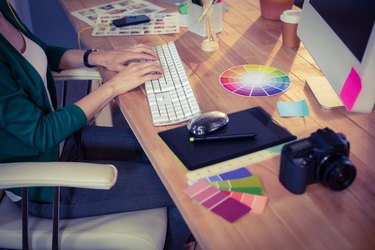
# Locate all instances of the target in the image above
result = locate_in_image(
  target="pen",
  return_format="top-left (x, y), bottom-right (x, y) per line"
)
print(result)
top-left (189, 133), bottom-right (257, 142)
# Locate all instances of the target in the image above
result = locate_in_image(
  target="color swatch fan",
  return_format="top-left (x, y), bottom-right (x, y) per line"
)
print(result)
top-left (219, 65), bottom-right (291, 97)
top-left (184, 167), bottom-right (268, 223)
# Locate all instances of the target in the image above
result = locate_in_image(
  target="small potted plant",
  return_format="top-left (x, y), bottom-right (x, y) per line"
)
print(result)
top-left (259, 0), bottom-right (295, 20)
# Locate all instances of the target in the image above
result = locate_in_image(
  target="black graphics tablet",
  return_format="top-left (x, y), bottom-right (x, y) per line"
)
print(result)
top-left (158, 106), bottom-right (297, 171)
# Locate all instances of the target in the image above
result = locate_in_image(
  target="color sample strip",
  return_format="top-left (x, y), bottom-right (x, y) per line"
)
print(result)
top-left (222, 191), bottom-right (268, 214)
top-left (183, 181), bottom-right (250, 223)
top-left (219, 64), bottom-right (290, 97)
top-left (230, 187), bottom-right (263, 195)
top-left (210, 176), bottom-right (265, 195)
top-left (189, 167), bottom-right (252, 184)
top-left (219, 167), bottom-right (252, 180)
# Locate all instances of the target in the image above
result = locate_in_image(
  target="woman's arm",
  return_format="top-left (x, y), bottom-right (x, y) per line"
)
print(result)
top-left (74, 60), bottom-right (162, 121)
top-left (58, 44), bottom-right (163, 121)
top-left (59, 44), bottom-right (158, 71)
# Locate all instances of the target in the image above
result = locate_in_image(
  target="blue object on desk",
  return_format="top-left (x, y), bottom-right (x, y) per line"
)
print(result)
top-left (276, 100), bottom-right (310, 117)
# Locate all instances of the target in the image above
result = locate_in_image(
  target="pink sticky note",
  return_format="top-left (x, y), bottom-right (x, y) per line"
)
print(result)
top-left (340, 68), bottom-right (362, 111)
top-left (184, 181), bottom-right (251, 223)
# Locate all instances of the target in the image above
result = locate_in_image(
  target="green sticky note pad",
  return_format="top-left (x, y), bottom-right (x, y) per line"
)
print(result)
top-left (179, 4), bottom-right (188, 15)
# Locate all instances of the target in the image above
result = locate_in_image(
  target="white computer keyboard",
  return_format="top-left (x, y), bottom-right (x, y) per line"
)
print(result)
top-left (145, 42), bottom-right (201, 126)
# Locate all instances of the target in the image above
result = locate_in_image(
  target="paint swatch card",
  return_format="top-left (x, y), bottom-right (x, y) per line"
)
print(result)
top-left (222, 191), bottom-right (268, 214)
top-left (188, 167), bottom-right (252, 184)
top-left (183, 181), bottom-right (250, 223)
top-left (210, 176), bottom-right (265, 195)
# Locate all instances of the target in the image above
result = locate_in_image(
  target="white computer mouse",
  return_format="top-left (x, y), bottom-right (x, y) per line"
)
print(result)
top-left (187, 111), bottom-right (229, 136)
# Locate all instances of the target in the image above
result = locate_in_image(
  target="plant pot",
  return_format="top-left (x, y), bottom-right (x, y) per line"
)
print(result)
top-left (259, 0), bottom-right (295, 20)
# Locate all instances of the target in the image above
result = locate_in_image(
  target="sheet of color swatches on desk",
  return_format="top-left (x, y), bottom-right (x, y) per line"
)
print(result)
top-left (222, 191), bottom-right (268, 214)
top-left (183, 181), bottom-right (250, 223)
top-left (210, 176), bottom-right (265, 195)
top-left (188, 167), bottom-right (252, 184)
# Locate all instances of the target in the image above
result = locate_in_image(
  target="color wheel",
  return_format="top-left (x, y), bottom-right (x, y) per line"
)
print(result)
top-left (219, 65), bottom-right (291, 97)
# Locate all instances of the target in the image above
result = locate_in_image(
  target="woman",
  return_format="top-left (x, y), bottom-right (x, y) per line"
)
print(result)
top-left (0, 1), bottom-right (190, 249)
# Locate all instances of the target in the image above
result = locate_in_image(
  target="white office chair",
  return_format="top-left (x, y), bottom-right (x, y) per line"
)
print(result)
top-left (0, 162), bottom-right (167, 250)
top-left (0, 68), bottom-right (167, 250)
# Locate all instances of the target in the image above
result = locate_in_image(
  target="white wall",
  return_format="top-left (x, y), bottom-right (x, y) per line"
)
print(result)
top-left (9, 0), bottom-right (33, 30)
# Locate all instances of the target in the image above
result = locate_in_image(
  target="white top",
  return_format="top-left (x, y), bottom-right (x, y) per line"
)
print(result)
top-left (21, 33), bottom-right (53, 109)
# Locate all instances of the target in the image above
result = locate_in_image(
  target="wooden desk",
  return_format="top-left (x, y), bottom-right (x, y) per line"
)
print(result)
top-left (59, 1), bottom-right (375, 249)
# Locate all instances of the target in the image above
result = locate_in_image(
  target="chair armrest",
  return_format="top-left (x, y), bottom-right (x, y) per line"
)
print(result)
top-left (52, 67), bottom-right (101, 81)
top-left (0, 162), bottom-right (117, 190)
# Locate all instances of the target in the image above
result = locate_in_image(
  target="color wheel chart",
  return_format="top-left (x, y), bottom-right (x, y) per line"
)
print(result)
top-left (219, 65), bottom-right (291, 97)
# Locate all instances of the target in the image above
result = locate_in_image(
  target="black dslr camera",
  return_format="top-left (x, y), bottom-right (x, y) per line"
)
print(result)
top-left (279, 128), bottom-right (356, 194)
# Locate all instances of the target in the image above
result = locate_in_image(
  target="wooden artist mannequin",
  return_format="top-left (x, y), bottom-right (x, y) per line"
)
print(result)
top-left (198, 0), bottom-right (219, 51)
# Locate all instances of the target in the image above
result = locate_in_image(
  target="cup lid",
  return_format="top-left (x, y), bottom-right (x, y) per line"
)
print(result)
top-left (280, 9), bottom-right (302, 24)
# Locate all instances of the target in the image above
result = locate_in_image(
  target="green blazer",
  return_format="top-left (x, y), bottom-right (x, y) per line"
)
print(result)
top-left (0, 1), bottom-right (87, 202)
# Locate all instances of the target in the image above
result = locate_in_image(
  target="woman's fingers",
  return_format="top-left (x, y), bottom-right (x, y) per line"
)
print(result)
top-left (120, 44), bottom-right (158, 57)
top-left (110, 61), bottom-right (163, 93)
top-left (124, 53), bottom-right (158, 63)
top-left (126, 63), bottom-right (163, 84)
top-left (127, 61), bottom-right (162, 75)
top-left (110, 51), bottom-right (158, 71)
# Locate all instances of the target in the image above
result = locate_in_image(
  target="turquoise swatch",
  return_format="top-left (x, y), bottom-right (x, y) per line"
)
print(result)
top-left (276, 100), bottom-right (310, 117)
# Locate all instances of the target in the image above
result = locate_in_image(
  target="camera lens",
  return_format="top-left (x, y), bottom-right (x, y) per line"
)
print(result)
top-left (319, 155), bottom-right (356, 191)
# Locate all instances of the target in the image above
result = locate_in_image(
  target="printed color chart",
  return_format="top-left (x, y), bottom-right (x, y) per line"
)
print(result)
top-left (219, 65), bottom-right (291, 97)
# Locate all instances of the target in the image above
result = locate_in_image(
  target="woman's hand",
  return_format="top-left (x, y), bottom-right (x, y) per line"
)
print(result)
top-left (89, 44), bottom-right (159, 72)
top-left (106, 60), bottom-right (163, 96)
top-left (74, 60), bottom-right (162, 121)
